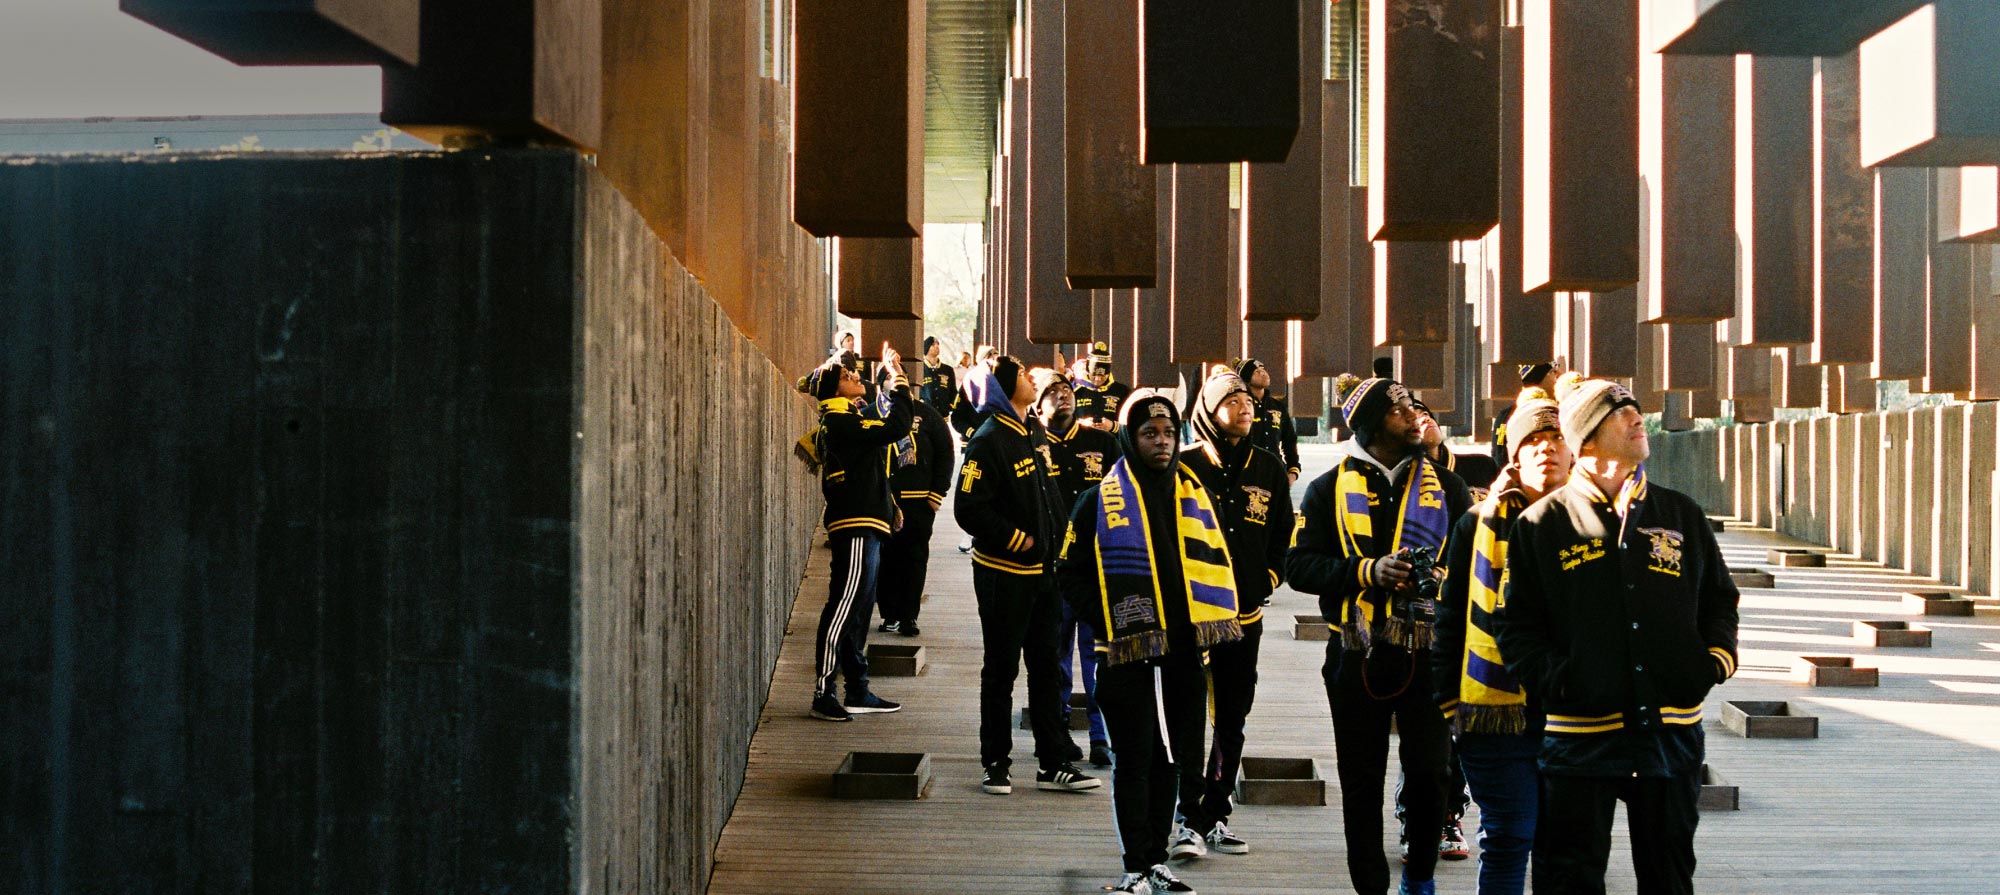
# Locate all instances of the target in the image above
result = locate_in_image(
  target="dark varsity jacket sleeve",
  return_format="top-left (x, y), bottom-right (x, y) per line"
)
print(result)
top-left (1278, 401), bottom-right (1301, 476)
top-left (1264, 463), bottom-right (1296, 591)
top-left (1433, 512), bottom-right (1481, 712)
top-left (1285, 474), bottom-right (1368, 622)
top-left (1495, 513), bottom-right (1567, 703)
top-left (825, 384), bottom-right (914, 450)
top-left (920, 405), bottom-right (954, 503)
top-left (953, 433), bottom-right (1031, 551)
top-left (1058, 486), bottom-right (1107, 642)
top-left (1687, 496), bottom-right (1743, 682)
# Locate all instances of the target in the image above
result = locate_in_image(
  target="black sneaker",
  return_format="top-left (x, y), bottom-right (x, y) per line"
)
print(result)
top-left (1089, 743), bottom-right (1114, 768)
top-left (1036, 762), bottom-right (1102, 791)
top-left (844, 691), bottom-right (901, 714)
top-left (810, 694), bottom-right (851, 722)
top-left (1062, 738), bottom-right (1085, 763)
top-left (1107, 871), bottom-right (1150, 894)
top-left (981, 765), bottom-right (1012, 795)
top-left (877, 620), bottom-right (901, 634)
top-left (1147, 863), bottom-right (1197, 894)
top-left (898, 621), bottom-right (921, 636)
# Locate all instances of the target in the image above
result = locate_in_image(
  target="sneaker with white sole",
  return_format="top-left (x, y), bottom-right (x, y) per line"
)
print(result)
top-left (1035, 762), bottom-right (1101, 791)
top-left (981, 765), bottom-right (1011, 795)
top-left (1439, 817), bottom-right (1469, 860)
top-left (1204, 821), bottom-right (1249, 855)
top-left (809, 694), bottom-right (851, 722)
top-left (1148, 863), bottom-right (1197, 894)
top-left (1168, 824), bottom-right (1208, 860)
top-left (843, 691), bottom-right (901, 714)
top-left (1107, 871), bottom-right (1151, 895)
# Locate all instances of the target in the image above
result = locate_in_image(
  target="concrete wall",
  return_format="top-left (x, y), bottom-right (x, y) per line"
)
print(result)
top-left (1649, 403), bottom-right (1998, 593)
top-left (1, 151), bottom-right (820, 894)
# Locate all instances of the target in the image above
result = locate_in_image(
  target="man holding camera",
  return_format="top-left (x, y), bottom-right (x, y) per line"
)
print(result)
top-left (1288, 375), bottom-right (1472, 895)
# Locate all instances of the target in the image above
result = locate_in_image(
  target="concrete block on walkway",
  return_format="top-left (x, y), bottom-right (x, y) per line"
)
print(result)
top-left (1021, 692), bottom-right (1093, 730)
top-left (1903, 591), bottom-right (1976, 616)
top-left (1730, 568), bottom-right (1776, 589)
top-left (1295, 615), bottom-right (1332, 642)
top-left (1854, 620), bottom-right (1933, 648)
top-left (1235, 756), bottom-right (1326, 806)
top-left (1768, 548), bottom-right (1826, 567)
top-left (1793, 655), bottom-right (1879, 687)
top-left (1721, 701), bottom-right (1820, 739)
top-left (1699, 764), bottom-right (1740, 811)
top-left (866, 643), bottom-right (927, 676)
top-left (831, 752), bottom-right (932, 800)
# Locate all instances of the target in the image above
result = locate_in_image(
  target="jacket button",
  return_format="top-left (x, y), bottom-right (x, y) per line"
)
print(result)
top-left (1630, 622), bottom-right (1640, 630)
top-left (1635, 664), bottom-right (1644, 672)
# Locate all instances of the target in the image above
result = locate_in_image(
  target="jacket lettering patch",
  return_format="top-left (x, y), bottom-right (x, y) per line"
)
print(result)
top-left (1013, 456), bottom-right (1038, 478)
top-left (1637, 527), bottom-right (1684, 577)
top-left (1243, 485), bottom-right (1272, 525)
top-left (1079, 451), bottom-right (1106, 480)
top-left (960, 461), bottom-right (983, 493)
top-left (1559, 537), bottom-right (1607, 571)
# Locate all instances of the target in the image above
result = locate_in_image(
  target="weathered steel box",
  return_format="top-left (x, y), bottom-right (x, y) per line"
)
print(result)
top-left (1021, 692), bottom-right (1093, 731)
top-left (832, 752), bottom-right (932, 800)
top-left (1698, 764), bottom-right (1739, 811)
top-left (1707, 516), bottom-right (1727, 533)
top-left (1793, 655), bottom-right (1879, 687)
top-left (1295, 614), bottom-right (1332, 641)
top-left (1730, 569), bottom-right (1776, 589)
top-left (1720, 700), bottom-right (1819, 739)
top-left (1235, 756), bottom-right (1326, 806)
top-left (1767, 548), bottom-right (1825, 567)
top-left (1854, 620), bottom-right (1932, 648)
top-left (866, 643), bottom-right (927, 676)
top-left (1902, 591), bottom-right (1975, 617)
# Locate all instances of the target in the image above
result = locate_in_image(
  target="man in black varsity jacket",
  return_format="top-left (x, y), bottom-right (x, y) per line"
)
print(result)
top-left (876, 362), bottom-right (955, 637)
top-left (1236, 358), bottom-right (1301, 483)
top-left (920, 336), bottom-right (963, 436)
top-left (1489, 362), bottom-right (1559, 468)
top-left (794, 346), bottom-right (913, 722)
top-left (955, 357), bottom-right (1100, 795)
top-left (1497, 378), bottom-right (1739, 895)
top-left (1030, 367), bottom-right (1123, 769)
top-left (1176, 369), bottom-right (1296, 859)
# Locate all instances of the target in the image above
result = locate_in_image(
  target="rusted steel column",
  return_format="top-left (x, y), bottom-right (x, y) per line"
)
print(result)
top-left (1066, 0), bottom-right (1157, 288)
top-left (1028, 0), bottom-right (1095, 342)
top-left (1245, 0), bottom-right (1326, 320)
top-left (1170, 164), bottom-right (1235, 365)
top-left (1301, 80), bottom-right (1354, 377)
top-left (1368, 0), bottom-right (1502, 241)
top-left (1859, 1), bottom-right (2000, 168)
top-left (1736, 55), bottom-right (1816, 346)
top-left (791, 0), bottom-right (923, 236)
top-left (1773, 348), bottom-right (1824, 408)
top-left (1643, 51), bottom-right (1736, 322)
top-left (1827, 364), bottom-right (1879, 413)
top-left (1873, 167), bottom-right (1929, 380)
top-left (380, 0), bottom-right (602, 147)
top-left (1006, 78), bottom-right (1031, 353)
top-left (121, 0), bottom-right (418, 65)
top-left (1140, 0), bottom-right (1301, 163)
top-left (1924, 185), bottom-right (1973, 395)
top-left (1375, 241), bottom-right (1453, 345)
top-left (1575, 288), bottom-right (1639, 378)
top-left (1494, 27), bottom-right (1557, 362)
top-left (837, 237), bottom-right (921, 319)
top-left (1661, 322), bottom-right (1715, 392)
top-left (1812, 52), bottom-right (1878, 364)
top-left (1943, 167), bottom-right (2000, 242)
top-left (1730, 344), bottom-right (1775, 423)
top-left (1971, 246), bottom-right (2000, 400)
top-left (1137, 170), bottom-right (1178, 385)
top-left (1522, 0), bottom-right (1640, 292)
top-left (1651, 0), bottom-right (1928, 56)
top-left (1397, 344), bottom-right (1448, 392)
top-left (1241, 319), bottom-right (1293, 387)
top-left (860, 318), bottom-right (924, 361)
top-left (1347, 187), bottom-right (1386, 377)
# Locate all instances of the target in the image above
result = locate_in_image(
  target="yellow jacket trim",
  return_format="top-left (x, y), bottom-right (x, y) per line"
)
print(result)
top-left (1546, 711), bottom-right (1626, 735)
top-left (1267, 568), bottom-right (1281, 590)
top-left (1238, 606), bottom-right (1264, 626)
top-left (898, 489), bottom-right (933, 500)
top-left (826, 518), bottom-right (892, 536)
top-left (972, 549), bottom-right (1042, 575)
top-left (1659, 705), bottom-right (1704, 726)
top-left (1709, 647), bottom-right (1737, 680)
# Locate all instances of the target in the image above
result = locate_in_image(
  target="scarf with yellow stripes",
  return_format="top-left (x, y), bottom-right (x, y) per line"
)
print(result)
top-left (1333, 453), bottom-right (1451, 651)
top-left (1453, 488), bottom-right (1529, 735)
top-left (1092, 458), bottom-right (1242, 665)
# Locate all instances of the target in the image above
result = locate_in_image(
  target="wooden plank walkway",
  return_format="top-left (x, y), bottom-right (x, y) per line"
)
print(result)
top-left (708, 444), bottom-right (2000, 894)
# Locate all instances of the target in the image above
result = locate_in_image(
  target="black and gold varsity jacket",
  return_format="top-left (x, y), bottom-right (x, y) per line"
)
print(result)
top-left (813, 384), bottom-right (913, 537)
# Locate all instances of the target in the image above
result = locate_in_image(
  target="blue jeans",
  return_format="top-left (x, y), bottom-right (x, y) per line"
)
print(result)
top-left (1055, 601), bottom-right (1108, 745)
top-left (1457, 733), bottom-right (1540, 895)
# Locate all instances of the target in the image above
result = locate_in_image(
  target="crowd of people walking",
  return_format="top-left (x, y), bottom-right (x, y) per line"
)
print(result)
top-left (795, 338), bottom-right (1741, 895)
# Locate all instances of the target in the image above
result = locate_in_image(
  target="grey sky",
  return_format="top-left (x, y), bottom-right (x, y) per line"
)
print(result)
top-left (0, 0), bottom-right (379, 119)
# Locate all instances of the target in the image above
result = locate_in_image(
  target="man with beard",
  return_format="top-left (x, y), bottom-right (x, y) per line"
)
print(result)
top-left (1498, 379), bottom-right (1739, 895)
top-left (1031, 368), bottom-right (1122, 767)
top-left (1060, 392), bottom-right (1243, 895)
top-left (1173, 369), bottom-right (1296, 859)
top-left (955, 357), bottom-right (1100, 795)
top-left (1288, 374), bottom-right (1473, 895)
top-left (1432, 393), bottom-right (1569, 894)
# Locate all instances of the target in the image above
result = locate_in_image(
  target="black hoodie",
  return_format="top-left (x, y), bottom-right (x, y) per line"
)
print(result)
top-left (1058, 394), bottom-right (1196, 655)
top-left (1182, 397), bottom-right (1295, 622)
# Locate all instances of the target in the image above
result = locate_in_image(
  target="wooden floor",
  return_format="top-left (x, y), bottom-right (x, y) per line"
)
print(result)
top-left (707, 444), bottom-right (2000, 894)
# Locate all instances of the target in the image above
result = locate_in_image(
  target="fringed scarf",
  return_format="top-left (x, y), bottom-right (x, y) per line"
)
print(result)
top-left (1455, 489), bottom-right (1529, 735)
top-left (876, 388), bottom-right (916, 469)
top-left (1333, 454), bottom-right (1451, 651)
top-left (1094, 458), bottom-right (1242, 665)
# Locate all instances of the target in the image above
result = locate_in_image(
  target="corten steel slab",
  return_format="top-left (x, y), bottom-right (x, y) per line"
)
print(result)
top-left (1923, 217), bottom-right (1973, 395)
top-left (1827, 364), bottom-right (1879, 414)
top-left (1006, 80), bottom-right (1031, 355)
top-left (1523, 0), bottom-right (1641, 292)
top-left (1853, 620), bottom-right (1933, 648)
top-left (1366, 0), bottom-right (1503, 241)
top-left (1375, 241), bottom-right (1453, 346)
top-left (1661, 322), bottom-right (1717, 391)
top-left (1812, 52), bottom-right (1878, 365)
top-left (1660, 391), bottom-right (1698, 429)
top-left (1140, 0), bottom-right (1301, 163)
top-left (864, 643), bottom-right (928, 677)
top-left (1241, 320), bottom-right (1292, 390)
top-left (1027, 1), bottom-right (1095, 343)
top-left (1774, 348), bottom-right (1824, 409)
top-left (1019, 693), bottom-right (1094, 731)
top-left (1970, 245), bottom-right (2000, 400)
top-left (1859, 2), bottom-right (2000, 168)
top-left (859, 318), bottom-right (924, 362)
top-left (1065, 0), bottom-right (1157, 289)
top-left (1768, 548), bottom-right (1826, 567)
top-left (1303, 81), bottom-right (1355, 377)
top-left (1793, 655), bottom-right (1879, 687)
top-left (791, 0), bottom-right (923, 236)
top-left (1644, 52), bottom-right (1736, 323)
top-left (831, 752), bottom-right (932, 800)
top-left (1113, 289), bottom-right (1139, 386)
top-left (1698, 765), bottom-right (1740, 811)
top-left (1873, 168), bottom-right (1930, 380)
top-left (1296, 615), bottom-right (1332, 641)
top-left (1652, 0), bottom-right (1928, 57)
top-left (381, 0), bottom-right (603, 148)
top-left (1494, 27), bottom-right (1559, 364)
top-left (1575, 288), bottom-right (1639, 378)
top-left (1902, 592), bottom-right (1976, 617)
top-left (597, 0), bottom-right (702, 261)
top-left (1945, 167), bottom-right (2000, 243)
top-left (1720, 701), bottom-right (1820, 739)
top-left (1245, 3), bottom-right (1325, 321)
top-left (1736, 55), bottom-right (1817, 346)
top-left (1730, 568), bottom-right (1776, 589)
top-left (1348, 188), bottom-right (1387, 378)
top-left (121, 0), bottom-right (418, 65)
top-left (1729, 346), bottom-right (1774, 421)
top-left (1396, 344), bottom-right (1448, 392)
top-left (1170, 165), bottom-right (1234, 364)
top-left (837, 237), bottom-right (921, 319)
top-left (1235, 757), bottom-right (1327, 806)
top-left (1138, 180), bottom-right (1178, 386)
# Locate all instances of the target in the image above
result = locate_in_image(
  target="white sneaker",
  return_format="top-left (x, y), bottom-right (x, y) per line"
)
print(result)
top-left (1168, 824), bottom-right (1208, 860)
top-left (1108, 871), bottom-right (1151, 894)
top-left (1148, 863), bottom-right (1197, 894)
top-left (1205, 821), bottom-right (1249, 855)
